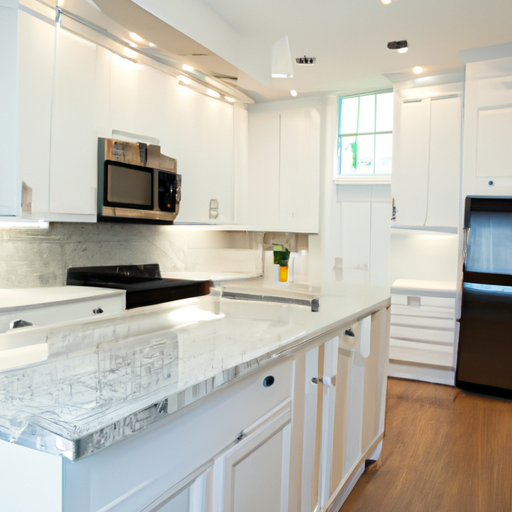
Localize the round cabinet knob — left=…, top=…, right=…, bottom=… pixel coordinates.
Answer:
left=263, top=376, right=275, bottom=387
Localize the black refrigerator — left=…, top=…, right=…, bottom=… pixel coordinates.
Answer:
left=457, top=197, right=512, bottom=399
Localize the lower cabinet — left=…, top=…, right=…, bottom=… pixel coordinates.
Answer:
left=0, top=305, right=389, bottom=512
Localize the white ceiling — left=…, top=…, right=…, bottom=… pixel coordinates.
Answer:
left=100, top=0, right=512, bottom=102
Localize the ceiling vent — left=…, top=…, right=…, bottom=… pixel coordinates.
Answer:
left=296, top=56, right=316, bottom=65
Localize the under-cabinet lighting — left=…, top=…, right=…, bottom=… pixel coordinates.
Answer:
left=178, top=75, right=191, bottom=85
left=0, top=219, right=49, bottom=229
left=182, top=64, right=195, bottom=72
left=207, top=89, right=221, bottom=98
left=224, top=96, right=235, bottom=103
left=124, top=48, right=137, bottom=60
left=130, top=32, right=143, bottom=43
left=290, top=90, right=298, bottom=97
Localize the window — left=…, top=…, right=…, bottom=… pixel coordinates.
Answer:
left=337, top=91, right=393, bottom=180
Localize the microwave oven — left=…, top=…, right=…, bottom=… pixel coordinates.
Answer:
left=97, top=138, right=181, bottom=224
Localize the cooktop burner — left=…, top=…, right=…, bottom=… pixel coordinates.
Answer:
left=67, top=264, right=212, bottom=309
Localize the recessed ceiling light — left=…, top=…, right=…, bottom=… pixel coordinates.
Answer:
left=130, top=32, right=143, bottom=43
left=182, top=64, right=194, bottom=72
left=381, top=0, right=392, bottom=4
left=290, top=90, right=298, bottom=97
left=413, top=66, right=423, bottom=74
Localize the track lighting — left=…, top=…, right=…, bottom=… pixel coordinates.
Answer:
left=387, top=40, right=408, bottom=53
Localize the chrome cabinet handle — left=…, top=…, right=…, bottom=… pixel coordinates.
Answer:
left=311, top=376, right=336, bottom=386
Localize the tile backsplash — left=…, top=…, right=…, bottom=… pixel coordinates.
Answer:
left=0, top=223, right=265, bottom=288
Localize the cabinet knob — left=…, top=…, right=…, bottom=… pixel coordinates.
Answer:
left=263, top=376, right=275, bottom=387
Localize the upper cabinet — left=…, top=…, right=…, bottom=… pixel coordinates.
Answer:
left=462, top=55, right=512, bottom=197
left=0, top=6, right=55, bottom=218
left=391, top=82, right=463, bottom=231
left=246, top=107, right=321, bottom=233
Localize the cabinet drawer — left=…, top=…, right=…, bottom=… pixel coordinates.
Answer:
left=389, top=338, right=454, bottom=368
left=391, top=304, right=455, bottom=320
left=391, top=313, right=455, bottom=331
left=390, top=325, right=454, bottom=345
left=391, top=294, right=455, bottom=309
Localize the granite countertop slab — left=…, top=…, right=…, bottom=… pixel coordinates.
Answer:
left=0, top=282, right=390, bottom=460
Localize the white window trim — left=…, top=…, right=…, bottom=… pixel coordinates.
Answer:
left=334, top=175, right=391, bottom=185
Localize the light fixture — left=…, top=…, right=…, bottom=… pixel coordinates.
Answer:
left=381, top=0, right=392, bottom=4
left=124, top=48, right=137, bottom=60
left=387, top=40, right=408, bottom=53
left=224, top=96, right=235, bottom=103
left=182, top=64, right=194, bottom=72
left=148, top=42, right=156, bottom=48
left=130, top=32, right=143, bottom=43
left=177, top=75, right=191, bottom=85
left=207, top=89, right=220, bottom=98
left=295, top=56, right=316, bottom=65
left=413, top=66, right=423, bottom=74
left=271, top=36, right=293, bottom=78
left=290, top=90, right=298, bottom=97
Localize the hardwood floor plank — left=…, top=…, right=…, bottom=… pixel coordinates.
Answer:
left=339, top=378, right=512, bottom=512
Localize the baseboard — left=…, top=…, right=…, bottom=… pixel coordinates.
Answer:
left=388, top=361, right=455, bottom=386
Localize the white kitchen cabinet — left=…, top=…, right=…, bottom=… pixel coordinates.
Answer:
left=0, top=6, right=55, bottom=218
left=1, top=4, right=99, bottom=222
left=462, top=56, right=512, bottom=196
left=246, top=107, right=320, bottom=233
left=392, top=85, right=463, bottom=230
left=49, top=28, right=98, bottom=217
left=389, top=279, right=456, bottom=385
left=108, top=55, right=236, bottom=225
left=212, top=400, right=292, bottom=512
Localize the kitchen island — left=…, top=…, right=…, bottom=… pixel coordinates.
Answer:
left=0, top=282, right=390, bottom=512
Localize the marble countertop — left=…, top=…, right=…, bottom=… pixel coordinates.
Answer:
left=0, top=281, right=390, bottom=460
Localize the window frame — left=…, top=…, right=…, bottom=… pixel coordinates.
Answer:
left=335, top=90, right=393, bottom=185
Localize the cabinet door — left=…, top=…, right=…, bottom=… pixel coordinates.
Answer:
left=0, top=7, right=21, bottom=216
left=18, top=11, right=54, bottom=217
left=142, top=468, right=209, bottom=512
left=280, top=108, right=320, bottom=233
left=392, top=99, right=430, bottom=226
left=426, top=96, right=462, bottom=228
left=247, top=111, right=280, bottom=229
left=49, top=28, right=97, bottom=216
left=213, top=400, right=292, bottom=512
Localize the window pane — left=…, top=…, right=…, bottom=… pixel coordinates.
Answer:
left=340, top=97, right=358, bottom=135
left=375, top=133, right=392, bottom=175
left=340, top=135, right=357, bottom=174
left=376, top=92, right=393, bottom=132
left=358, top=95, right=375, bottom=133
left=355, top=134, right=375, bottom=174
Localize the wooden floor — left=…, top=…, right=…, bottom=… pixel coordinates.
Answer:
left=339, top=378, right=512, bottom=512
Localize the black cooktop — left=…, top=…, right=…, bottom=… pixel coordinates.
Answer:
left=66, top=264, right=212, bottom=309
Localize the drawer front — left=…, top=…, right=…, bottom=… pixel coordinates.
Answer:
left=392, top=294, right=455, bottom=309
left=389, top=338, right=454, bottom=368
left=390, top=325, right=454, bottom=345
left=391, top=314, right=455, bottom=331
left=391, top=304, right=455, bottom=320
left=0, top=294, right=125, bottom=333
